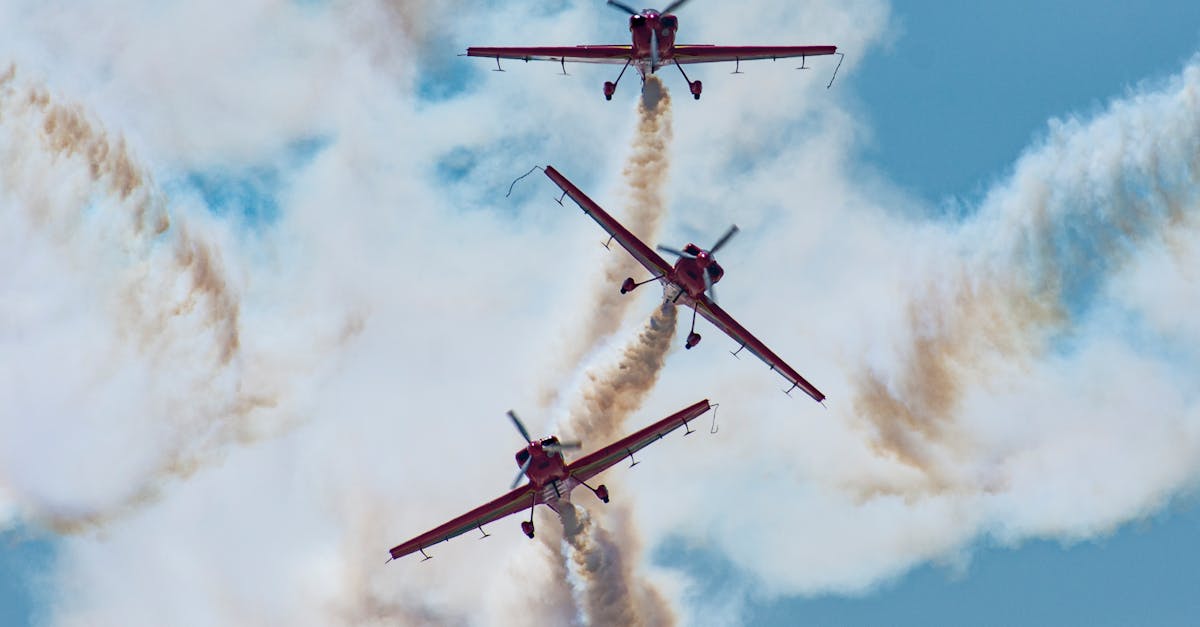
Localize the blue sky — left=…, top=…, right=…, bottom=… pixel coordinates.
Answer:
left=3, top=1, right=1200, bottom=625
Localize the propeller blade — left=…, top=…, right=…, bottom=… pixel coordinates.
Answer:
left=511, top=457, right=532, bottom=490
left=507, top=410, right=532, bottom=443
left=544, top=440, right=582, bottom=453
left=607, top=0, right=639, bottom=15
left=704, top=269, right=716, bottom=304
left=661, top=0, right=693, bottom=13
left=709, top=224, right=740, bottom=255
left=657, top=244, right=695, bottom=259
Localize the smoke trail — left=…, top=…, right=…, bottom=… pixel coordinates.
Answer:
left=540, top=76, right=674, bottom=408
left=562, top=302, right=679, bottom=445
left=852, top=60, right=1200, bottom=489
left=559, top=503, right=674, bottom=627
left=548, top=303, right=679, bottom=625
left=0, top=67, right=350, bottom=530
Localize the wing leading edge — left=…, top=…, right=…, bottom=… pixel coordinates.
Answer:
left=568, top=399, right=713, bottom=484
left=388, top=484, right=536, bottom=561
left=544, top=166, right=674, bottom=277
left=467, top=46, right=633, bottom=65
left=693, top=296, right=825, bottom=402
left=672, top=45, right=837, bottom=65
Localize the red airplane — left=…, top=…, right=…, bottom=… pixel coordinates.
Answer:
left=387, top=399, right=713, bottom=562
left=467, top=0, right=838, bottom=100
left=543, top=165, right=825, bottom=403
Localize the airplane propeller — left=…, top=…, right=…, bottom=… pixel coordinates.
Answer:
left=507, top=410, right=532, bottom=443
left=656, top=244, right=695, bottom=259
left=607, top=0, right=693, bottom=16
left=661, top=0, right=693, bottom=13
left=655, top=224, right=739, bottom=303
left=543, top=440, right=582, bottom=453
left=709, top=224, right=739, bottom=254
left=511, top=457, right=532, bottom=489
left=606, top=1, right=639, bottom=15
left=704, top=268, right=717, bottom=304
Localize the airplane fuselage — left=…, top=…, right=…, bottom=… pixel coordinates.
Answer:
left=628, top=10, right=680, bottom=73
left=665, top=244, right=725, bottom=301
left=515, top=439, right=572, bottom=494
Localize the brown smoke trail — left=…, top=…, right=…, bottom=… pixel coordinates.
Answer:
left=850, top=61, right=1200, bottom=490
left=853, top=272, right=1063, bottom=488
left=562, top=302, right=679, bottom=445
left=519, top=304, right=680, bottom=625
left=558, top=503, right=674, bottom=627
left=0, top=67, right=353, bottom=530
left=540, top=76, right=673, bottom=408
left=550, top=303, right=679, bottom=625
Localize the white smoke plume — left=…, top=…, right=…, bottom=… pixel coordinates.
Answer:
left=851, top=60, right=1200, bottom=492
left=636, top=56, right=1200, bottom=615
left=0, top=67, right=354, bottom=532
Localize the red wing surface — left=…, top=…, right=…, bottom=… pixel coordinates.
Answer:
left=388, top=485, right=537, bottom=561
left=673, top=45, right=837, bottom=65
left=467, top=46, right=633, bottom=65
left=568, top=400, right=712, bottom=484
left=694, top=296, right=825, bottom=403
left=544, top=166, right=674, bottom=278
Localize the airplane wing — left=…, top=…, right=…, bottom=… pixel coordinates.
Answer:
left=568, top=399, right=713, bottom=484
left=672, top=44, right=837, bottom=65
left=388, top=484, right=537, bottom=561
left=693, top=296, right=825, bottom=403
left=467, top=46, right=633, bottom=65
left=544, top=165, right=674, bottom=278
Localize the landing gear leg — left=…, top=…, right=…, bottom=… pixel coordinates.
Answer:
left=685, top=306, right=701, bottom=349
left=576, top=478, right=610, bottom=503
left=621, top=274, right=664, bottom=294
left=521, top=494, right=536, bottom=538
left=673, top=59, right=702, bottom=100
left=604, top=58, right=633, bottom=101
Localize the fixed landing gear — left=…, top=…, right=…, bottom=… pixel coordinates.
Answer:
left=521, top=520, right=535, bottom=539
left=621, top=275, right=663, bottom=294
left=674, top=59, right=702, bottom=100
left=577, top=478, right=610, bottom=504
left=684, top=305, right=702, bottom=349
left=604, top=58, right=633, bottom=101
